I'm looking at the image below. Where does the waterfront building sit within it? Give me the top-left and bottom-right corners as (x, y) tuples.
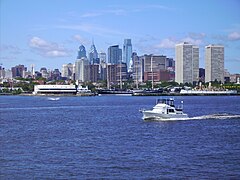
(106, 63), (127, 88)
(99, 52), (107, 63)
(140, 54), (170, 82)
(62, 63), (74, 80)
(99, 62), (107, 81)
(123, 39), (132, 71)
(205, 44), (224, 83)
(166, 58), (175, 69)
(77, 45), (87, 59)
(11, 65), (27, 78)
(199, 68), (205, 82)
(33, 85), (77, 95)
(89, 41), (99, 64)
(4, 69), (12, 79)
(40, 67), (49, 79)
(108, 45), (122, 64)
(89, 64), (99, 82)
(230, 74), (240, 83)
(132, 52), (143, 86)
(175, 42), (199, 84)
(51, 69), (61, 80)
(0, 66), (5, 79)
(75, 58), (89, 82)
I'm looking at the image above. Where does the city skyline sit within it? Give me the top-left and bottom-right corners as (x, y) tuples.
(0, 0), (240, 73)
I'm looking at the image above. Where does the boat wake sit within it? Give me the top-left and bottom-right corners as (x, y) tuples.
(145, 113), (240, 121)
(47, 97), (60, 101)
(189, 113), (240, 120)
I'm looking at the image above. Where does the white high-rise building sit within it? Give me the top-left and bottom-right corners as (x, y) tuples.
(62, 63), (74, 80)
(175, 42), (199, 84)
(75, 58), (89, 82)
(205, 44), (224, 83)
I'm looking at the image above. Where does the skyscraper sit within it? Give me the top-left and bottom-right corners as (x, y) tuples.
(11, 65), (27, 78)
(62, 63), (74, 80)
(205, 44), (224, 83)
(175, 42), (199, 84)
(75, 58), (89, 82)
(77, 45), (87, 59)
(108, 45), (122, 64)
(123, 39), (132, 71)
(99, 52), (107, 63)
(89, 41), (99, 64)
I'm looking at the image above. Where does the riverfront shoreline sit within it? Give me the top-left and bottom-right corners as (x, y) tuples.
(1, 92), (239, 96)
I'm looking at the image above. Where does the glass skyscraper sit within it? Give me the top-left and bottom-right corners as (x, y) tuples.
(77, 45), (87, 59)
(108, 45), (122, 64)
(123, 39), (132, 72)
(89, 41), (99, 64)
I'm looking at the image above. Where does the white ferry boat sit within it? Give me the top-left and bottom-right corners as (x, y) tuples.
(140, 98), (188, 120)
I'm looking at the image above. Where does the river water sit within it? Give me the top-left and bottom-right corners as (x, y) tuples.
(1, 95), (240, 179)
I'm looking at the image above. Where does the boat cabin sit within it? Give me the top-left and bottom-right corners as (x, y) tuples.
(157, 98), (175, 107)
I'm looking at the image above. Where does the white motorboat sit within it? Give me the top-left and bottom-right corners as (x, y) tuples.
(140, 98), (188, 120)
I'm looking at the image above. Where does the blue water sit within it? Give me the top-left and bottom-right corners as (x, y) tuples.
(1, 96), (240, 179)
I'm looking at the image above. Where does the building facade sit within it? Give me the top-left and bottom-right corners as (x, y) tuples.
(99, 52), (107, 63)
(123, 39), (132, 72)
(89, 64), (99, 82)
(205, 44), (224, 83)
(89, 41), (99, 64)
(140, 54), (170, 82)
(108, 45), (122, 64)
(175, 42), (199, 84)
(62, 63), (74, 80)
(11, 65), (27, 78)
(106, 63), (127, 88)
(75, 58), (89, 82)
(77, 45), (87, 59)
(132, 52), (144, 86)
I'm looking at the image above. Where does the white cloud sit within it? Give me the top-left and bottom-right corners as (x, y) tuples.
(228, 32), (240, 41)
(155, 38), (176, 49)
(72, 35), (90, 45)
(29, 37), (68, 57)
(154, 35), (203, 50)
(81, 12), (102, 18)
(181, 37), (202, 45)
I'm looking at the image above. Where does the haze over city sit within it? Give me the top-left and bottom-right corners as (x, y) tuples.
(0, 0), (240, 73)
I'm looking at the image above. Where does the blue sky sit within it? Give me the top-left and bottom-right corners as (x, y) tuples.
(0, 0), (240, 73)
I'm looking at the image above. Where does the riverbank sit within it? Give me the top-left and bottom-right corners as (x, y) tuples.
(2, 92), (238, 96)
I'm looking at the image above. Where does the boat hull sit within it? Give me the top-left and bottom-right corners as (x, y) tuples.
(142, 110), (188, 121)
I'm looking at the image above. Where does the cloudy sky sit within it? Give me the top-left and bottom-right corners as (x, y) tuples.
(0, 0), (240, 73)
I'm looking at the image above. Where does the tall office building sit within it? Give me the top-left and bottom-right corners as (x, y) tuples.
(11, 65), (27, 78)
(108, 45), (122, 64)
(89, 41), (99, 64)
(40, 67), (49, 79)
(123, 39), (132, 71)
(140, 54), (170, 82)
(132, 52), (143, 86)
(205, 44), (224, 83)
(62, 63), (74, 80)
(99, 52), (107, 63)
(77, 45), (87, 59)
(175, 42), (199, 84)
(75, 58), (89, 82)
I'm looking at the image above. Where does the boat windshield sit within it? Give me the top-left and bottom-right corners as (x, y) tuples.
(157, 99), (174, 106)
